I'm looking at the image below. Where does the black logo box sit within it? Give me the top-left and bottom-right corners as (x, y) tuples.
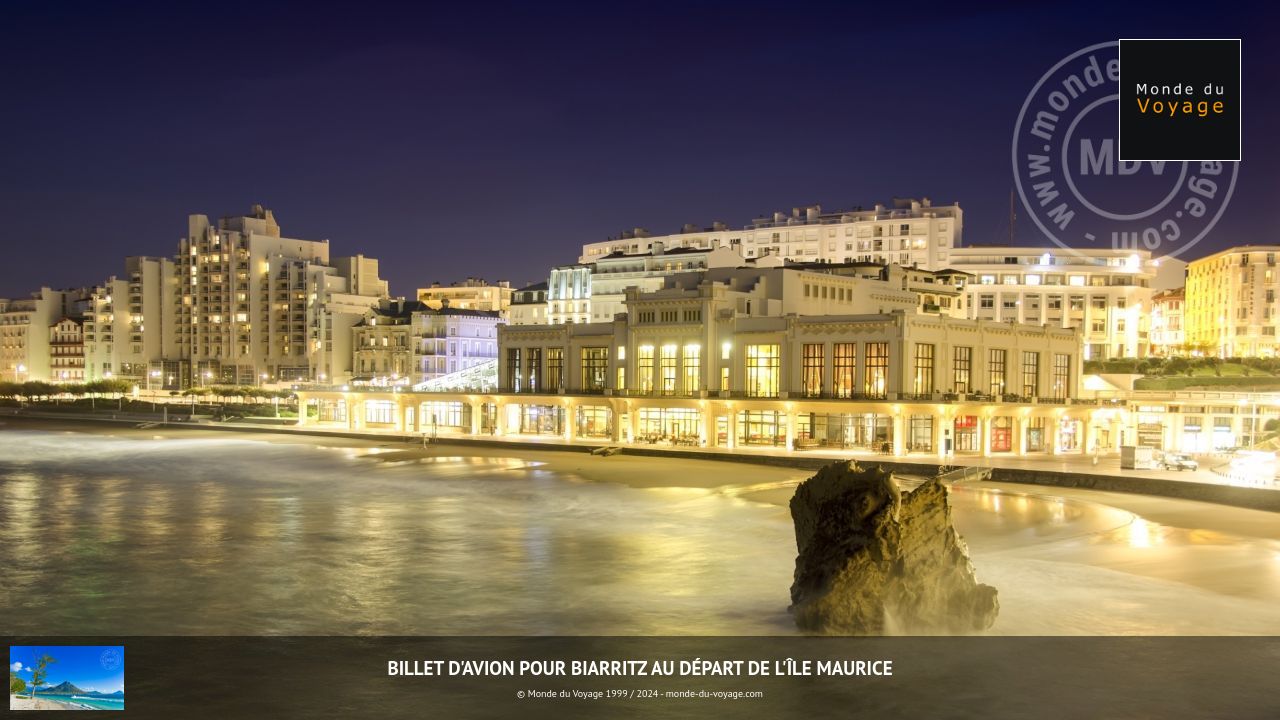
(1119, 39), (1241, 162)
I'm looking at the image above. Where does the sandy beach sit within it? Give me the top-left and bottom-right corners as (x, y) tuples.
(9, 693), (90, 710)
(3, 415), (1277, 543)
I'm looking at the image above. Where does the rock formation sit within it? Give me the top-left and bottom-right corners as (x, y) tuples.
(789, 461), (998, 635)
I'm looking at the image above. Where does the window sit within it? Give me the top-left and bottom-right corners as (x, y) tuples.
(525, 348), (541, 392)
(682, 344), (701, 393)
(1052, 353), (1071, 400)
(365, 400), (394, 425)
(802, 344), (824, 396)
(908, 415), (934, 452)
(864, 342), (889, 398)
(506, 348), (522, 391)
(745, 344), (781, 397)
(547, 348), (563, 390)
(953, 346), (972, 393)
(988, 349), (1008, 396)
(659, 344), (678, 394)
(637, 345), (654, 393)
(1022, 351), (1040, 397)
(913, 343), (935, 394)
(580, 347), (608, 391)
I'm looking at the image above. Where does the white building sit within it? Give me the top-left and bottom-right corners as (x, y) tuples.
(1149, 288), (1185, 357)
(48, 316), (86, 383)
(83, 256), (180, 386)
(175, 205), (389, 386)
(352, 298), (500, 386)
(489, 267), (1083, 455)
(948, 247), (1186, 360)
(580, 198), (963, 270)
(508, 282), (549, 326)
(0, 288), (88, 382)
(417, 278), (512, 318)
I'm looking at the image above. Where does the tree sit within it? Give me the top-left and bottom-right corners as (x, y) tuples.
(9, 670), (25, 694)
(30, 653), (55, 700)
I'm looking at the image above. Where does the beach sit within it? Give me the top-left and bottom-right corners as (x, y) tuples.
(9, 693), (90, 710)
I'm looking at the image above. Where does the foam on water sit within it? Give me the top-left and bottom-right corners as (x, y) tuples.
(1, 428), (1278, 636)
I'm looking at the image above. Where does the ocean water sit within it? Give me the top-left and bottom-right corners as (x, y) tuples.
(64, 695), (124, 710)
(1, 427), (1278, 636)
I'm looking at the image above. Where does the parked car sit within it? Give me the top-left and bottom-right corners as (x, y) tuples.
(1161, 453), (1199, 472)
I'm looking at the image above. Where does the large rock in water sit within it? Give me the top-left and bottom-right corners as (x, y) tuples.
(789, 461), (998, 634)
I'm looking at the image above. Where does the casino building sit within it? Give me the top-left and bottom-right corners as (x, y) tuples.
(298, 267), (1095, 458)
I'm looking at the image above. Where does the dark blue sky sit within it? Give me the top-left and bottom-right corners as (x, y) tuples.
(1, 1), (1277, 298)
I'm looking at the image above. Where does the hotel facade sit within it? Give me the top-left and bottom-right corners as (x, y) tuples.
(175, 206), (389, 387)
(1185, 245), (1280, 357)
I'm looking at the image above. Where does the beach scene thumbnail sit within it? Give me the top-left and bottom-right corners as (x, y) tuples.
(9, 645), (124, 711)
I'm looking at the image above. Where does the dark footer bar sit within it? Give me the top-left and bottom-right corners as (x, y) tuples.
(6, 636), (1278, 719)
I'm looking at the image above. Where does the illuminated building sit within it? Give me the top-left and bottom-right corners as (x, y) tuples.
(1185, 245), (1280, 357)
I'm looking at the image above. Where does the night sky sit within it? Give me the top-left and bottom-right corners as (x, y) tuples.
(2, 1), (1277, 299)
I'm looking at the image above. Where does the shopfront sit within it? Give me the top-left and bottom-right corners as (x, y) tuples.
(907, 415), (934, 453)
(737, 410), (785, 447)
(954, 415), (979, 453)
(638, 408), (701, 444)
(511, 404), (564, 435)
(1057, 417), (1082, 453)
(991, 416), (1013, 453)
(576, 405), (613, 439)
(796, 413), (892, 451)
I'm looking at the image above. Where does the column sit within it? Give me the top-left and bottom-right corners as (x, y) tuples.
(494, 401), (507, 436)
(564, 401), (575, 442)
(1017, 416), (1029, 456)
(933, 410), (946, 459)
(628, 407), (640, 445)
(726, 410), (737, 450)
(469, 402), (481, 435)
(296, 394), (309, 426)
(981, 416), (992, 457)
(349, 400), (361, 431)
(702, 407), (715, 447)
(892, 414), (904, 457)
(785, 411), (797, 451)
(612, 402), (625, 443)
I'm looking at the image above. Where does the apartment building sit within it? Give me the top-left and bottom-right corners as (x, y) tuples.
(417, 278), (512, 317)
(1185, 245), (1280, 357)
(176, 206), (388, 386)
(508, 282), (549, 326)
(1149, 288), (1186, 357)
(82, 256), (179, 385)
(0, 288), (88, 382)
(579, 198), (963, 270)
(48, 317), (86, 382)
(351, 298), (500, 386)
(949, 247), (1186, 360)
